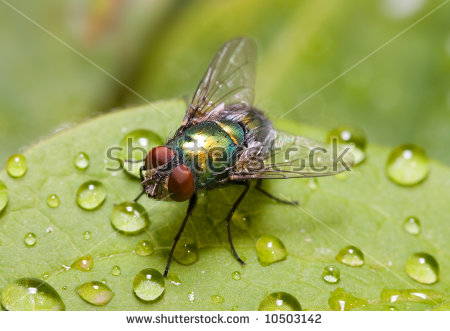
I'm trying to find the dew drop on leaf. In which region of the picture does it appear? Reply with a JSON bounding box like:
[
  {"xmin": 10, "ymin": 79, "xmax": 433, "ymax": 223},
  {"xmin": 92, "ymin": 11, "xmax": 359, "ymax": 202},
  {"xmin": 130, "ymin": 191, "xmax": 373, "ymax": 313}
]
[
  {"xmin": 322, "ymin": 265, "xmax": 340, "ymax": 283},
  {"xmin": 328, "ymin": 126, "xmax": 367, "ymax": 165},
  {"xmin": 336, "ymin": 245, "xmax": 364, "ymax": 267},
  {"xmin": 83, "ymin": 231, "xmax": 92, "ymax": 240},
  {"xmin": 46, "ymin": 194, "xmax": 60, "ymax": 208},
  {"xmin": 74, "ymin": 152, "xmax": 90, "ymax": 170},
  {"xmin": 232, "ymin": 271, "xmax": 241, "ymax": 280},
  {"xmin": 386, "ymin": 144, "xmax": 430, "ymax": 186},
  {"xmin": 328, "ymin": 288, "xmax": 368, "ymax": 311},
  {"xmin": 0, "ymin": 180, "xmax": 8, "ymax": 213},
  {"xmin": 405, "ymin": 252, "xmax": 439, "ymax": 284},
  {"xmin": 255, "ymin": 234, "xmax": 287, "ymax": 266},
  {"xmin": 71, "ymin": 255, "xmax": 94, "ymax": 272},
  {"xmin": 211, "ymin": 295, "xmax": 225, "ymax": 304},
  {"xmin": 76, "ymin": 281, "xmax": 114, "ymax": 306},
  {"xmin": 76, "ymin": 180, "xmax": 107, "ymax": 210},
  {"xmin": 111, "ymin": 266, "xmax": 121, "ymax": 276},
  {"xmin": 135, "ymin": 240, "xmax": 154, "ymax": 256},
  {"xmin": 6, "ymin": 154, "xmax": 28, "ymax": 178},
  {"xmin": 1, "ymin": 278, "xmax": 65, "ymax": 311},
  {"xmin": 258, "ymin": 292, "xmax": 302, "ymax": 311},
  {"xmin": 24, "ymin": 233, "xmax": 36, "ymax": 247},
  {"xmin": 381, "ymin": 288, "xmax": 444, "ymax": 305},
  {"xmin": 167, "ymin": 272, "xmax": 182, "ymax": 286},
  {"xmin": 133, "ymin": 268, "xmax": 165, "ymax": 302},
  {"xmin": 403, "ymin": 216, "xmax": 421, "ymax": 235},
  {"xmin": 173, "ymin": 238, "xmax": 199, "ymax": 265},
  {"xmin": 188, "ymin": 290, "xmax": 195, "ymax": 303},
  {"xmin": 110, "ymin": 202, "xmax": 149, "ymax": 234}
]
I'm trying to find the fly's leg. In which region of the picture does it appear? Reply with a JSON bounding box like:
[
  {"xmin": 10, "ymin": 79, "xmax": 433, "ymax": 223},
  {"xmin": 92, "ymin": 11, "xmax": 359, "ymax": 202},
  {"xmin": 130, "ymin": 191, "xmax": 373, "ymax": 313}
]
[
  {"xmin": 225, "ymin": 181, "xmax": 251, "ymax": 266},
  {"xmin": 255, "ymin": 179, "xmax": 298, "ymax": 206},
  {"xmin": 164, "ymin": 193, "xmax": 197, "ymax": 278},
  {"xmin": 133, "ymin": 165, "xmax": 147, "ymax": 202}
]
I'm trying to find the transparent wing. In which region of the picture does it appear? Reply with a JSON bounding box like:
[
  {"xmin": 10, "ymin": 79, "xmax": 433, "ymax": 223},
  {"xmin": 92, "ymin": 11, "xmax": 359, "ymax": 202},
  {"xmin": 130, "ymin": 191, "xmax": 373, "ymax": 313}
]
[
  {"xmin": 231, "ymin": 131, "xmax": 354, "ymax": 180},
  {"xmin": 182, "ymin": 37, "xmax": 257, "ymax": 126}
]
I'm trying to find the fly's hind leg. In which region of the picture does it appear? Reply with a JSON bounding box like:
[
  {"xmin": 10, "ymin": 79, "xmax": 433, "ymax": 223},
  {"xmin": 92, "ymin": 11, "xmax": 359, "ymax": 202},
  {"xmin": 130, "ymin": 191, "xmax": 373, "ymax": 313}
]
[{"xmin": 255, "ymin": 179, "xmax": 298, "ymax": 206}]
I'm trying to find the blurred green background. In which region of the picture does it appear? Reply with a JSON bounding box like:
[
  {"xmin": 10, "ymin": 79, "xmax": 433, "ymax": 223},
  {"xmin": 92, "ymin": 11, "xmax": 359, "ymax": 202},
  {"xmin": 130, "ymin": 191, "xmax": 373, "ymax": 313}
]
[{"xmin": 1, "ymin": 0, "xmax": 449, "ymax": 165}]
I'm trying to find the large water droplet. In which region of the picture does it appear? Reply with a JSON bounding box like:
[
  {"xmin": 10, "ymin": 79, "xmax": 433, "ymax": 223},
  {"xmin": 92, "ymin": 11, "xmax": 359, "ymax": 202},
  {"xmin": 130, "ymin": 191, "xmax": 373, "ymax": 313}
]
[
  {"xmin": 120, "ymin": 129, "xmax": 163, "ymax": 178},
  {"xmin": 336, "ymin": 245, "xmax": 364, "ymax": 267},
  {"xmin": 24, "ymin": 233, "xmax": 37, "ymax": 247},
  {"xmin": 329, "ymin": 288, "xmax": 368, "ymax": 311},
  {"xmin": 0, "ymin": 180, "xmax": 9, "ymax": 213},
  {"xmin": 381, "ymin": 289, "xmax": 444, "ymax": 305},
  {"xmin": 322, "ymin": 265, "xmax": 340, "ymax": 283},
  {"xmin": 111, "ymin": 266, "xmax": 121, "ymax": 276},
  {"xmin": 405, "ymin": 252, "xmax": 439, "ymax": 284},
  {"xmin": 258, "ymin": 292, "xmax": 302, "ymax": 311},
  {"xmin": 74, "ymin": 152, "xmax": 90, "ymax": 170},
  {"xmin": 7, "ymin": 154, "xmax": 28, "ymax": 178},
  {"xmin": 232, "ymin": 271, "xmax": 241, "ymax": 280},
  {"xmin": 1, "ymin": 278, "xmax": 65, "ymax": 310},
  {"xmin": 386, "ymin": 144, "xmax": 430, "ymax": 186},
  {"xmin": 46, "ymin": 194, "xmax": 60, "ymax": 208},
  {"xmin": 403, "ymin": 216, "xmax": 421, "ymax": 235},
  {"xmin": 135, "ymin": 240, "xmax": 154, "ymax": 256},
  {"xmin": 173, "ymin": 238, "xmax": 199, "ymax": 265},
  {"xmin": 211, "ymin": 295, "xmax": 225, "ymax": 304},
  {"xmin": 71, "ymin": 256, "xmax": 94, "ymax": 272},
  {"xmin": 328, "ymin": 126, "xmax": 367, "ymax": 165},
  {"xmin": 111, "ymin": 202, "xmax": 149, "ymax": 234},
  {"xmin": 133, "ymin": 268, "xmax": 165, "ymax": 302},
  {"xmin": 256, "ymin": 234, "xmax": 287, "ymax": 266},
  {"xmin": 76, "ymin": 181, "xmax": 107, "ymax": 210},
  {"xmin": 76, "ymin": 281, "xmax": 114, "ymax": 306}
]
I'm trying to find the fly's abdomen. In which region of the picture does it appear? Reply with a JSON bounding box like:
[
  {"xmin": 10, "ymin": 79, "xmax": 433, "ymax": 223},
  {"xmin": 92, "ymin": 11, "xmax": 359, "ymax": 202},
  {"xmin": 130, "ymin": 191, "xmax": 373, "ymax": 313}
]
[{"xmin": 170, "ymin": 121, "xmax": 244, "ymax": 189}]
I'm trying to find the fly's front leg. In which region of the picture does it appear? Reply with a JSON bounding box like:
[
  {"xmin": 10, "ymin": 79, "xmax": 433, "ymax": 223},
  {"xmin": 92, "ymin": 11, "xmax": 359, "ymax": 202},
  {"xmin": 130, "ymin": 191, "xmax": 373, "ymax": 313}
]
[
  {"xmin": 164, "ymin": 193, "xmax": 198, "ymax": 278},
  {"xmin": 133, "ymin": 165, "xmax": 147, "ymax": 202},
  {"xmin": 255, "ymin": 179, "xmax": 298, "ymax": 205}
]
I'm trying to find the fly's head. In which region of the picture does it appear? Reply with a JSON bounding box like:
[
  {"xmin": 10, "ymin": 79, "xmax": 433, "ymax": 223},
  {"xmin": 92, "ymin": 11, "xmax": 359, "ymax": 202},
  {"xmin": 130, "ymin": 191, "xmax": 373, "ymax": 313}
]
[{"xmin": 143, "ymin": 146, "xmax": 195, "ymax": 202}]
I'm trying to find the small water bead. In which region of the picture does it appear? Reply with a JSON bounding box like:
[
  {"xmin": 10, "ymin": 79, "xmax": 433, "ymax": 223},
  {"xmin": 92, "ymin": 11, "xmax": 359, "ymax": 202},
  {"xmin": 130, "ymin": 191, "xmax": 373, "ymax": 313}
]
[
  {"xmin": 211, "ymin": 295, "xmax": 225, "ymax": 304},
  {"xmin": 76, "ymin": 281, "xmax": 114, "ymax": 306},
  {"xmin": 386, "ymin": 144, "xmax": 430, "ymax": 186},
  {"xmin": 403, "ymin": 216, "xmax": 421, "ymax": 235},
  {"xmin": 71, "ymin": 255, "xmax": 94, "ymax": 272},
  {"xmin": 120, "ymin": 129, "xmax": 163, "ymax": 178},
  {"xmin": 76, "ymin": 181, "xmax": 107, "ymax": 210},
  {"xmin": 111, "ymin": 202, "xmax": 149, "ymax": 234},
  {"xmin": 167, "ymin": 273, "xmax": 182, "ymax": 286},
  {"xmin": 83, "ymin": 231, "xmax": 92, "ymax": 240},
  {"xmin": 46, "ymin": 194, "xmax": 60, "ymax": 208},
  {"xmin": 133, "ymin": 268, "xmax": 165, "ymax": 302},
  {"xmin": 0, "ymin": 180, "xmax": 8, "ymax": 213},
  {"xmin": 111, "ymin": 266, "xmax": 121, "ymax": 276},
  {"xmin": 336, "ymin": 245, "xmax": 364, "ymax": 267},
  {"xmin": 322, "ymin": 265, "xmax": 340, "ymax": 283},
  {"xmin": 255, "ymin": 234, "xmax": 287, "ymax": 266},
  {"xmin": 46, "ymin": 227, "xmax": 53, "ymax": 234},
  {"xmin": 328, "ymin": 126, "xmax": 367, "ymax": 165},
  {"xmin": 74, "ymin": 152, "xmax": 90, "ymax": 170},
  {"xmin": 188, "ymin": 291, "xmax": 195, "ymax": 303},
  {"xmin": 173, "ymin": 238, "xmax": 199, "ymax": 265},
  {"xmin": 258, "ymin": 292, "xmax": 302, "ymax": 311},
  {"xmin": 232, "ymin": 271, "xmax": 241, "ymax": 280},
  {"xmin": 135, "ymin": 240, "xmax": 154, "ymax": 256},
  {"xmin": 24, "ymin": 233, "xmax": 37, "ymax": 247},
  {"xmin": 1, "ymin": 278, "xmax": 65, "ymax": 311},
  {"xmin": 231, "ymin": 306, "xmax": 239, "ymax": 311},
  {"xmin": 6, "ymin": 154, "xmax": 28, "ymax": 178},
  {"xmin": 41, "ymin": 273, "xmax": 49, "ymax": 280},
  {"xmin": 405, "ymin": 252, "xmax": 439, "ymax": 284},
  {"xmin": 381, "ymin": 289, "xmax": 444, "ymax": 305},
  {"xmin": 328, "ymin": 288, "xmax": 368, "ymax": 311}
]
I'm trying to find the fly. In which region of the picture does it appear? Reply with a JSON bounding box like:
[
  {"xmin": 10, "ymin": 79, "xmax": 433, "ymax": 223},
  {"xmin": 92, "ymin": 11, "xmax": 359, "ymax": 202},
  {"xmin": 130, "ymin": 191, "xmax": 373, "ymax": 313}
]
[{"xmin": 134, "ymin": 37, "xmax": 353, "ymax": 277}]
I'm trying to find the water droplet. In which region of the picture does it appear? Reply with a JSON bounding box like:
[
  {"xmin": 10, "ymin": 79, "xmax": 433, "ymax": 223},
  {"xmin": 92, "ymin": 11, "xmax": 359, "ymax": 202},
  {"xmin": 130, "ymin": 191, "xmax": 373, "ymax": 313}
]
[
  {"xmin": 329, "ymin": 288, "xmax": 368, "ymax": 311},
  {"xmin": 101, "ymin": 279, "xmax": 107, "ymax": 284},
  {"xmin": 255, "ymin": 234, "xmax": 287, "ymax": 266},
  {"xmin": 381, "ymin": 289, "xmax": 444, "ymax": 305},
  {"xmin": 309, "ymin": 178, "xmax": 319, "ymax": 190},
  {"xmin": 322, "ymin": 265, "xmax": 340, "ymax": 283},
  {"xmin": 111, "ymin": 266, "xmax": 121, "ymax": 276},
  {"xmin": 405, "ymin": 252, "xmax": 439, "ymax": 284},
  {"xmin": 232, "ymin": 271, "xmax": 241, "ymax": 280},
  {"xmin": 403, "ymin": 216, "xmax": 421, "ymax": 235},
  {"xmin": 1, "ymin": 278, "xmax": 65, "ymax": 310},
  {"xmin": 231, "ymin": 211, "xmax": 250, "ymax": 231},
  {"xmin": 46, "ymin": 227, "xmax": 53, "ymax": 234},
  {"xmin": 24, "ymin": 233, "xmax": 36, "ymax": 247},
  {"xmin": 258, "ymin": 292, "xmax": 302, "ymax": 311},
  {"xmin": 41, "ymin": 273, "xmax": 49, "ymax": 280},
  {"xmin": 71, "ymin": 255, "xmax": 94, "ymax": 272},
  {"xmin": 135, "ymin": 240, "xmax": 154, "ymax": 256},
  {"xmin": 133, "ymin": 268, "xmax": 165, "ymax": 302},
  {"xmin": 328, "ymin": 126, "xmax": 367, "ymax": 165},
  {"xmin": 46, "ymin": 194, "xmax": 60, "ymax": 208},
  {"xmin": 173, "ymin": 238, "xmax": 199, "ymax": 265},
  {"xmin": 76, "ymin": 281, "xmax": 114, "ymax": 306},
  {"xmin": 211, "ymin": 295, "xmax": 225, "ymax": 304},
  {"xmin": 76, "ymin": 181, "xmax": 107, "ymax": 210},
  {"xmin": 336, "ymin": 245, "xmax": 364, "ymax": 267},
  {"xmin": 74, "ymin": 152, "xmax": 90, "ymax": 170},
  {"xmin": 167, "ymin": 273, "xmax": 182, "ymax": 286},
  {"xmin": 120, "ymin": 129, "xmax": 163, "ymax": 178},
  {"xmin": 231, "ymin": 305, "xmax": 239, "ymax": 311},
  {"xmin": 83, "ymin": 231, "xmax": 91, "ymax": 240},
  {"xmin": 386, "ymin": 144, "xmax": 430, "ymax": 186},
  {"xmin": 0, "ymin": 180, "xmax": 9, "ymax": 213},
  {"xmin": 188, "ymin": 291, "xmax": 195, "ymax": 303},
  {"xmin": 6, "ymin": 154, "xmax": 28, "ymax": 178},
  {"xmin": 111, "ymin": 202, "xmax": 149, "ymax": 234}
]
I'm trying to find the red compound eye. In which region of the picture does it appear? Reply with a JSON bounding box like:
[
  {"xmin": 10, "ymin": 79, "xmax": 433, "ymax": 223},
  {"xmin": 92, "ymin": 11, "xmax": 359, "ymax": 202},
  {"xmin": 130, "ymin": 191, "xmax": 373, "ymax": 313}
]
[
  {"xmin": 145, "ymin": 146, "xmax": 175, "ymax": 169},
  {"xmin": 168, "ymin": 165, "xmax": 194, "ymax": 202}
]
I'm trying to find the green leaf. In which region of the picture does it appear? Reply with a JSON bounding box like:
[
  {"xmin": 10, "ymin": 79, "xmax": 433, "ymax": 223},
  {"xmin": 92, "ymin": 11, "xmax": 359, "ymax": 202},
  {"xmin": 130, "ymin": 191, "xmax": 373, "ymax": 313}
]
[{"xmin": 0, "ymin": 99, "xmax": 449, "ymax": 310}]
